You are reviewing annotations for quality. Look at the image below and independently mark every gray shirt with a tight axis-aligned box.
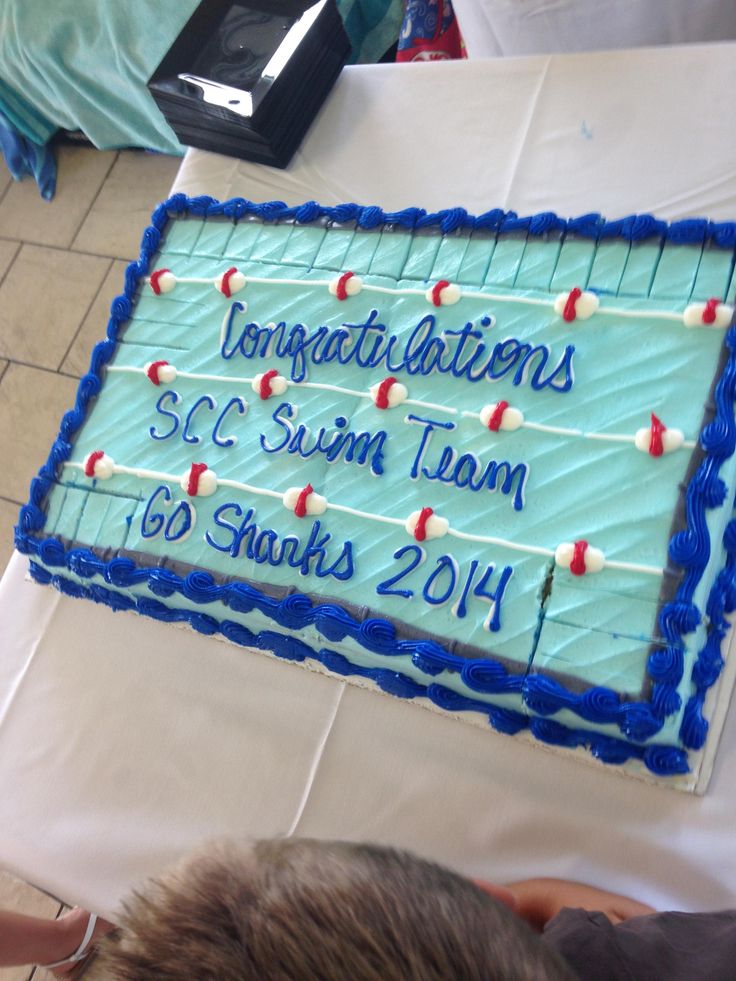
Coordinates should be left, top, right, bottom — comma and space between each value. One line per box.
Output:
542, 907, 736, 981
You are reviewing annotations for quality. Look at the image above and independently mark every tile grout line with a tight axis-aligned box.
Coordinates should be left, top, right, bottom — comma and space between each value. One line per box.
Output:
0, 240, 21, 291
68, 150, 120, 254
0, 493, 23, 506
0, 236, 134, 264
0, 357, 80, 381
0, 174, 13, 208
57, 257, 115, 371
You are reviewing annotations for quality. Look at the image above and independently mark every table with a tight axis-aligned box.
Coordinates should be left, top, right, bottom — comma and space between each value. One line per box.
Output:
3, 43, 736, 919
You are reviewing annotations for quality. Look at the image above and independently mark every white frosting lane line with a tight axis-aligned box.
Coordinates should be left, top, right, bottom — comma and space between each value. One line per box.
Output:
61, 461, 664, 577
150, 274, 692, 323
106, 365, 458, 417
447, 528, 555, 558
460, 411, 697, 450
107, 365, 696, 449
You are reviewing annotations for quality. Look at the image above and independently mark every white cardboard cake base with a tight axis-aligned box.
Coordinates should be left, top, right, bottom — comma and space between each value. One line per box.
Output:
29, 576, 736, 797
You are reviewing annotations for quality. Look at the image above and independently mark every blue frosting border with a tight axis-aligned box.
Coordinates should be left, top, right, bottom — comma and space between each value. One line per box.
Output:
26, 557, 690, 777
14, 194, 736, 778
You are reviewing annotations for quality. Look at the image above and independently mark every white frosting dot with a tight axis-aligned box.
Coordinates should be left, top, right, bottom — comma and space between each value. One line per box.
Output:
554, 541, 604, 573
329, 274, 363, 297
634, 426, 685, 454
585, 546, 605, 573
479, 403, 524, 431
152, 270, 176, 294
144, 361, 177, 384
553, 290, 599, 320
252, 372, 288, 397
180, 467, 218, 497
215, 269, 247, 295
282, 487, 328, 515
85, 452, 115, 480
369, 379, 408, 408
555, 542, 574, 568
425, 282, 461, 306
405, 510, 449, 540
197, 469, 218, 496
683, 302, 734, 329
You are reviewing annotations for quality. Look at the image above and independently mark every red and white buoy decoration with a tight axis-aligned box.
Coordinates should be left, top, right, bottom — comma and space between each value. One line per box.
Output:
180, 463, 218, 497
634, 413, 684, 456
553, 287, 599, 322
252, 369, 288, 400
214, 266, 247, 297
370, 376, 408, 409
683, 298, 734, 329
405, 507, 449, 541
83, 450, 115, 480
144, 360, 177, 385
283, 483, 327, 517
479, 400, 524, 432
149, 269, 176, 295
329, 271, 363, 300
425, 280, 461, 307
555, 539, 605, 575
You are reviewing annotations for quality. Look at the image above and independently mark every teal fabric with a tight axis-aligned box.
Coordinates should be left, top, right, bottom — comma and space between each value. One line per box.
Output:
0, 0, 399, 161
0, 80, 57, 145
340, 0, 403, 62
0, 0, 196, 153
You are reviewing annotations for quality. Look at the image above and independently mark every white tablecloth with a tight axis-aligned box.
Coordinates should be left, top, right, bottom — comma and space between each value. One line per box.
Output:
3, 44, 736, 919
451, 0, 736, 58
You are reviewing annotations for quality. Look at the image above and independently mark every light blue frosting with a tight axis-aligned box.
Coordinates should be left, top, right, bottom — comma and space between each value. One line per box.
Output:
16, 196, 736, 776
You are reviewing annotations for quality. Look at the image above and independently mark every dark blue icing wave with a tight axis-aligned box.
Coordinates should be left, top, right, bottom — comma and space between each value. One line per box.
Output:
15, 192, 736, 779
16, 538, 530, 689
148, 193, 736, 245
521, 316, 736, 741
26, 559, 692, 775
679, 515, 736, 750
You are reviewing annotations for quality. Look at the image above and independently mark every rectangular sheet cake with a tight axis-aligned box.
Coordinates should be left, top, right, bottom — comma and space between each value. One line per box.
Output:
16, 195, 736, 788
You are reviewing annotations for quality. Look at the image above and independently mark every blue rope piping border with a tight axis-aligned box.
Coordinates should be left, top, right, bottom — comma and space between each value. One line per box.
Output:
26, 559, 690, 777
14, 194, 736, 777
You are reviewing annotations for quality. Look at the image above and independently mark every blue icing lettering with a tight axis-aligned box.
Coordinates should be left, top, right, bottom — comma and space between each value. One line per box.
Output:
149, 390, 181, 440
151, 390, 248, 448
212, 396, 248, 447
376, 545, 426, 598
260, 401, 387, 476
141, 484, 171, 538
406, 413, 528, 511
182, 394, 216, 444
205, 503, 354, 582
423, 554, 459, 605
141, 484, 196, 543
164, 499, 196, 542
472, 563, 514, 632
406, 413, 456, 479
220, 302, 575, 393
376, 544, 514, 631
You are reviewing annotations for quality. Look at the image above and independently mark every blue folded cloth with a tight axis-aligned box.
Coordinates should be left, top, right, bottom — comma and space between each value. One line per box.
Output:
0, 108, 56, 200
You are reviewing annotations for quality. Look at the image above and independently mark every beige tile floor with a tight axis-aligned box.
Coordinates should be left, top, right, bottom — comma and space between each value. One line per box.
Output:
0, 144, 182, 980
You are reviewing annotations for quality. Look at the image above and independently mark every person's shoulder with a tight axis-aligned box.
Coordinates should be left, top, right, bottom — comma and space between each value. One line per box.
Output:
543, 907, 736, 981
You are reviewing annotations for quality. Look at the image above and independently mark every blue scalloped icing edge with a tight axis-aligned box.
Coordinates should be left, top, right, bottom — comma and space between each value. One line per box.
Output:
26, 559, 688, 777
14, 193, 736, 778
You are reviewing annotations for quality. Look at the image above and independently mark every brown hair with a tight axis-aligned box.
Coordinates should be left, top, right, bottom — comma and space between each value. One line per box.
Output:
98, 838, 577, 980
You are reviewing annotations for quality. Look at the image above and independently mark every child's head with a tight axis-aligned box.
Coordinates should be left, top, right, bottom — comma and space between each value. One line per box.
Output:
99, 838, 576, 980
